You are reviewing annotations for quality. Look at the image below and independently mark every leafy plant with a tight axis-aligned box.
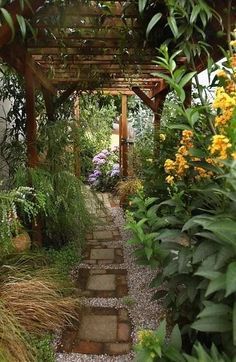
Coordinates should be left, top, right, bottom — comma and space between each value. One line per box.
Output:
0, 184, 45, 253
135, 320, 232, 362
88, 148, 120, 192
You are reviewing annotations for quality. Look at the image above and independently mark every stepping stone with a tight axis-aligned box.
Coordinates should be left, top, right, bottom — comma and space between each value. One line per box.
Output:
87, 274, 116, 291
76, 268, 128, 297
58, 307, 132, 355
93, 230, 113, 240
83, 246, 124, 264
91, 248, 114, 260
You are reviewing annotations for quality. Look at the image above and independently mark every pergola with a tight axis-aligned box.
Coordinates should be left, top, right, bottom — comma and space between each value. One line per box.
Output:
0, 0, 233, 176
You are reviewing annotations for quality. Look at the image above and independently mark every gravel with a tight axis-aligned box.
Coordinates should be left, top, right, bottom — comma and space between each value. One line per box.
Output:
56, 200, 165, 362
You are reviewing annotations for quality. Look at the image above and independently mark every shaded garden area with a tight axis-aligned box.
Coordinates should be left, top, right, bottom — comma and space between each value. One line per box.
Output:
0, 0, 236, 361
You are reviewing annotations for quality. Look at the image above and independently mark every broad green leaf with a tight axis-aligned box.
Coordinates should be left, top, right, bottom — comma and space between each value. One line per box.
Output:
195, 269, 221, 280
157, 228, 182, 242
192, 241, 216, 264
167, 124, 192, 131
138, 0, 148, 13
146, 13, 162, 37
188, 148, 207, 158
0, 8, 15, 41
155, 320, 167, 344
179, 72, 197, 88
169, 325, 182, 351
233, 302, 236, 346
190, 5, 201, 24
145, 247, 153, 260
215, 247, 234, 269
167, 16, 179, 38
206, 219, 236, 248
149, 274, 163, 288
226, 262, 236, 297
205, 273, 226, 296
192, 317, 232, 332
197, 303, 232, 319
145, 197, 158, 207
16, 14, 26, 39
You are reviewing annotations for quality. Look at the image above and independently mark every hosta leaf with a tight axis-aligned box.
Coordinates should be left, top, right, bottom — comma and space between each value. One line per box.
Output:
215, 247, 234, 269
226, 261, 236, 297
233, 302, 236, 346
195, 268, 221, 280
205, 273, 226, 297
206, 219, 236, 248
197, 302, 232, 319
192, 317, 232, 332
169, 325, 182, 351
149, 274, 163, 288
192, 241, 216, 264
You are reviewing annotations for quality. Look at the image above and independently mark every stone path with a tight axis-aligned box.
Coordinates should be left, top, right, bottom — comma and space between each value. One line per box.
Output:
57, 192, 133, 358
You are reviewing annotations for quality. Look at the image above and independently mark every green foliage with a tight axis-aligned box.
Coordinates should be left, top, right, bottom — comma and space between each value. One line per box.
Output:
79, 95, 118, 178
135, 321, 232, 362
0, 184, 45, 253
14, 167, 90, 247
46, 241, 81, 279
30, 334, 55, 362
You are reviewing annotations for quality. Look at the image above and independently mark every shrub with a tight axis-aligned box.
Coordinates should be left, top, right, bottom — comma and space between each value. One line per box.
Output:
88, 148, 120, 191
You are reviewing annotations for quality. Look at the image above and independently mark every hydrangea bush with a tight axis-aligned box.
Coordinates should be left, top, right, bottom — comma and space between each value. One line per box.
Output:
88, 148, 120, 191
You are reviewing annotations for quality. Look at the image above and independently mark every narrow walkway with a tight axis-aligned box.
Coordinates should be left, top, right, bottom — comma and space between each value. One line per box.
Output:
57, 191, 165, 362
57, 192, 133, 361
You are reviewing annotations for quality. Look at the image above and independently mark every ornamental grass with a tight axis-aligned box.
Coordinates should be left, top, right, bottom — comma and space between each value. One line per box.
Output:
0, 303, 34, 362
0, 276, 79, 334
0, 259, 79, 362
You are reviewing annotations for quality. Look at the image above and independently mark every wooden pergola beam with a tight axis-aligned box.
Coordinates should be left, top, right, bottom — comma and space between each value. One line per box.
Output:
132, 86, 157, 113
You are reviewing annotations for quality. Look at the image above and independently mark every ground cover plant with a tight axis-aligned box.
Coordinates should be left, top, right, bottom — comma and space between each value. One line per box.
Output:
127, 0, 236, 359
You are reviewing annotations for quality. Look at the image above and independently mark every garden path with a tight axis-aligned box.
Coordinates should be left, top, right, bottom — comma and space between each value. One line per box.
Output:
57, 191, 134, 361
56, 190, 165, 362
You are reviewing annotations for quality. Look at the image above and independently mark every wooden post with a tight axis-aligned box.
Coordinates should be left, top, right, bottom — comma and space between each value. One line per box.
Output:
25, 55, 42, 246
184, 82, 192, 108
121, 94, 128, 177
74, 96, 81, 178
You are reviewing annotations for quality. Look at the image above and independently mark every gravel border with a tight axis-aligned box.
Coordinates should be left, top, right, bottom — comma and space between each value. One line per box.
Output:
56, 201, 165, 362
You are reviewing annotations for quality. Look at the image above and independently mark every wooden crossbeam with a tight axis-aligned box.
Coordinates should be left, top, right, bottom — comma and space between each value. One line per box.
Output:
0, 42, 57, 95
132, 87, 157, 112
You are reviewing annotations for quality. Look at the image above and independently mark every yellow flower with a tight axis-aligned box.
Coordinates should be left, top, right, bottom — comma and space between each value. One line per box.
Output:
164, 159, 175, 173
137, 330, 153, 343
216, 69, 228, 78
209, 135, 232, 160
232, 152, 236, 160
194, 167, 213, 180
166, 175, 175, 185
213, 87, 236, 110
230, 40, 236, 47
231, 55, 236, 68
160, 133, 166, 141
178, 145, 188, 156
215, 108, 233, 128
